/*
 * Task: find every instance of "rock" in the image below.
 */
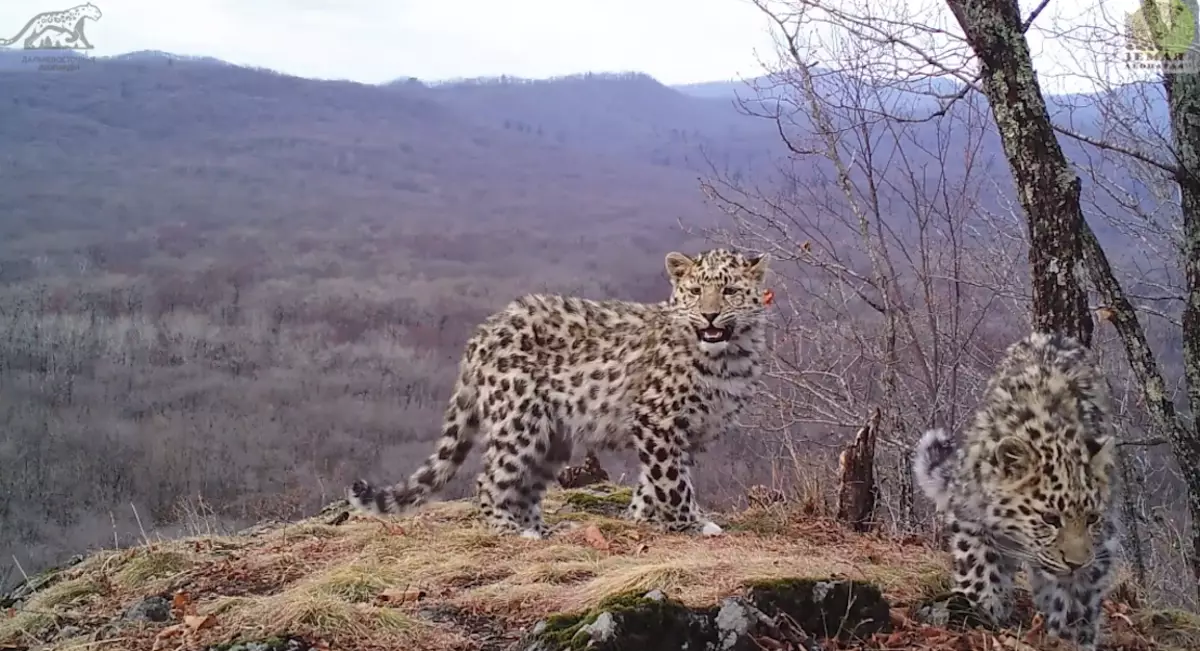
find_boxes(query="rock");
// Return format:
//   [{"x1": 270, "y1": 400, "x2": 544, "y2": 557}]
[
  {"x1": 416, "y1": 605, "x2": 459, "y2": 623},
  {"x1": 516, "y1": 579, "x2": 891, "y2": 651},
  {"x1": 713, "y1": 596, "x2": 821, "y2": 651},
  {"x1": 54, "y1": 625, "x2": 83, "y2": 640},
  {"x1": 123, "y1": 595, "x2": 171, "y2": 623},
  {"x1": 579, "y1": 611, "x2": 618, "y2": 643},
  {"x1": 203, "y1": 636, "x2": 313, "y2": 651},
  {"x1": 744, "y1": 578, "x2": 891, "y2": 640},
  {"x1": 0, "y1": 563, "x2": 72, "y2": 609},
  {"x1": 515, "y1": 589, "x2": 715, "y2": 651},
  {"x1": 912, "y1": 591, "x2": 994, "y2": 629}
]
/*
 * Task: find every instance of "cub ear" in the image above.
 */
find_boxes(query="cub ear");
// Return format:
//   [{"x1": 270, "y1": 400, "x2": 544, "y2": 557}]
[
  {"x1": 665, "y1": 252, "x2": 695, "y2": 283},
  {"x1": 1086, "y1": 436, "x2": 1116, "y2": 477},
  {"x1": 994, "y1": 436, "x2": 1036, "y2": 481},
  {"x1": 745, "y1": 252, "x2": 770, "y2": 283}
]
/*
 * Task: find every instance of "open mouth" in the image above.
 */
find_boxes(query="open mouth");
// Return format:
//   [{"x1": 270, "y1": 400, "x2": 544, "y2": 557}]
[{"x1": 697, "y1": 326, "x2": 732, "y2": 343}]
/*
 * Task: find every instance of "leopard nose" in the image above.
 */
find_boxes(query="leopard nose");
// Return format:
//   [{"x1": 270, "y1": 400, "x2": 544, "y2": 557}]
[{"x1": 701, "y1": 312, "x2": 719, "y2": 324}]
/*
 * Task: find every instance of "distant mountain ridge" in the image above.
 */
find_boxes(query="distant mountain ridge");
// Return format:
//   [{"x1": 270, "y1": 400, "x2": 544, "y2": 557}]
[{"x1": 0, "y1": 47, "x2": 1172, "y2": 259}]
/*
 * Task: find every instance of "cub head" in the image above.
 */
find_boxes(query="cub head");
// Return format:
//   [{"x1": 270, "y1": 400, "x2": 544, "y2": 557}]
[
  {"x1": 664, "y1": 248, "x2": 770, "y2": 352},
  {"x1": 985, "y1": 429, "x2": 1116, "y2": 576}
]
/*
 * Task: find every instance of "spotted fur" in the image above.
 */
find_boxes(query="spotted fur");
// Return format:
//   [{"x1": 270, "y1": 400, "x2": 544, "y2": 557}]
[
  {"x1": 913, "y1": 331, "x2": 1119, "y2": 650},
  {"x1": 348, "y1": 249, "x2": 770, "y2": 539}
]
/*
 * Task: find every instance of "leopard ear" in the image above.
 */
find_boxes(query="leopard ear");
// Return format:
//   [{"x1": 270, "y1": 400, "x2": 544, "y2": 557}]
[
  {"x1": 744, "y1": 252, "x2": 770, "y2": 283},
  {"x1": 994, "y1": 436, "x2": 1036, "y2": 481},
  {"x1": 1086, "y1": 436, "x2": 1116, "y2": 477},
  {"x1": 665, "y1": 252, "x2": 695, "y2": 283}
]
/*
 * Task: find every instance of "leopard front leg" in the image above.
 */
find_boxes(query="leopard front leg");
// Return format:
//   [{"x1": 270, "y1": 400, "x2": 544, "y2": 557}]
[
  {"x1": 624, "y1": 423, "x2": 721, "y2": 536},
  {"x1": 947, "y1": 519, "x2": 1016, "y2": 625}
]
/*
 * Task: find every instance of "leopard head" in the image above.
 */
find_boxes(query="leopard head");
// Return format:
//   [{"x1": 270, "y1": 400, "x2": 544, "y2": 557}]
[
  {"x1": 982, "y1": 429, "x2": 1116, "y2": 576},
  {"x1": 664, "y1": 248, "x2": 770, "y2": 354}
]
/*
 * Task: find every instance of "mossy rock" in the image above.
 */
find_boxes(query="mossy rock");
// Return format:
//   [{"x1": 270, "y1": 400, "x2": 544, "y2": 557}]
[
  {"x1": 744, "y1": 578, "x2": 892, "y2": 640},
  {"x1": 521, "y1": 577, "x2": 893, "y2": 651},
  {"x1": 524, "y1": 589, "x2": 716, "y2": 651},
  {"x1": 560, "y1": 485, "x2": 634, "y2": 517}
]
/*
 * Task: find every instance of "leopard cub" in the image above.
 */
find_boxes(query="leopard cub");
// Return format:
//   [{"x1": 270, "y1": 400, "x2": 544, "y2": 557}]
[
  {"x1": 348, "y1": 249, "x2": 770, "y2": 539},
  {"x1": 913, "y1": 332, "x2": 1119, "y2": 651}
]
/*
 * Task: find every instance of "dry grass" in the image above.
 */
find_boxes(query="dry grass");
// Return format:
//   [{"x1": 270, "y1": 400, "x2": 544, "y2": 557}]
[{"x1": 0, "y1": 486, "x2": 1187, "y2": 651}]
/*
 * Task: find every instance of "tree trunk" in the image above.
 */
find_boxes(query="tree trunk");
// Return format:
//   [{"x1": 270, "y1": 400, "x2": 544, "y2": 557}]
[
  {"x1": 1165, "y1": 66, "x2": 1200, "y2": 597},
  {"x1": 942, "y1": 0, "x2": 1093, "y2": 344},
  {"x1": 837, "y1": 408, "x2": 881, "y2": 533}
]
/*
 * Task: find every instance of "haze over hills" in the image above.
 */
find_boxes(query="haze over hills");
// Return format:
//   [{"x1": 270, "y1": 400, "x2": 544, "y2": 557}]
[{"x1": 0, "y1": 48, "x2": 1180, "y2": 592}]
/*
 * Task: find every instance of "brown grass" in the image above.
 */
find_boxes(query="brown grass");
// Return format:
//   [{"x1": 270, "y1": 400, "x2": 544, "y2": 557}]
[
  {"x1": 1, "y1": 486, "x2": 1187, "y2": 651},
  {"x1": 0, "y1": 487, "x2": 952, "y2": 651}
]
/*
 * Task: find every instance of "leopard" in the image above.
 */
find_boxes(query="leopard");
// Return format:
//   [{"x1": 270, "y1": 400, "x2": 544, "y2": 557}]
[
  {"x1": 348, "y1": 249, "x2": 771, "y2": 539},
  {"x1": 0, "y1": 3, "x2": 102, "y2": 50},
  {"x1": 912, "y1": 331, "x2": 1120, "y2": 651}
]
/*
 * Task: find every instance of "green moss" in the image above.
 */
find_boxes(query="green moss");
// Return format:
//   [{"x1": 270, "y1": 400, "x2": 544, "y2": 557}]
[
  {"x1": 561, "y1": 486, "x2": 633, "y2": 517},
  {"x1": 532, "y1": 589, "x2": 709, "y2": 651}
]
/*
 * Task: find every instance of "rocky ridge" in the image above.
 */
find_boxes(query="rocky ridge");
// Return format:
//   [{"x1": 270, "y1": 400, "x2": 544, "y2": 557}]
[{"x1": 1, "y1": 483, "x2": 1195, "y2": 651}]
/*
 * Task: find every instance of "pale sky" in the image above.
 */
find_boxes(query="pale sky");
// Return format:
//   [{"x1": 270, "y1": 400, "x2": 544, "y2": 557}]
[{"x1": 0, "y1": 0, "x2": 1189, "y2": 92}]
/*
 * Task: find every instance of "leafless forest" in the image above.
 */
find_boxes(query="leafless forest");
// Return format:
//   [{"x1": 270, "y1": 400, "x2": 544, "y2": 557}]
[{"x1": 2, "y1": 3, "x2": 1197, "y2": 614}]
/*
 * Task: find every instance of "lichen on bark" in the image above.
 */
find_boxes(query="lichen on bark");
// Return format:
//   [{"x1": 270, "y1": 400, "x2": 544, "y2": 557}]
[
  {"x1": 943, "y1": 0, "x2": 1093, "y2": 345},
  {"x1": 1166, "y1": 58, "x2": 1200, "y2": 596}
]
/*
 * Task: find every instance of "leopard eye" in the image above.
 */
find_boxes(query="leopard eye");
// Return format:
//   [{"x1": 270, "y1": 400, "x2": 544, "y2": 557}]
[
  {"x1": 1041, "y1": 512, "x2": 1062, "y2": 527},
  {"x1": 689, "y1": 287, "x2": 701, "y2": 296},
  {"x1": 1085, "y1": 512, "x2": 1100, "y2": 525},
  {"x1": 722, "y1": 286, "x2": 738, "y2": 296}
]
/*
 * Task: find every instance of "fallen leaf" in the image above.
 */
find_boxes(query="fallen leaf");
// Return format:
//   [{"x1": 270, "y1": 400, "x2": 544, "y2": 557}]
[
  {"x1": 1095, "y1": 306, "x2": 1116, "y2": 322},
  {"x1": 377, "y1": 587, "x2": 425, "y2": 605},
  {"x1": 763, "y1": 289, "x2": 775, "y2": 305},
  {"x1": 582, "y1": 525, "x2": 610, "y2": 551},
  {"x1": 184, "y1": 614, "x2": 216, "y2": 632},
  {"x1": 1022, "y1": 612, "x2": 1044, "y2": 644},
  {"x1": 634, "y1": 543, "x2": 649, "y2": 555},
  {"x1": 996, "y1": 633, "x2": 1040, "y2": 651},
  {"x1": 150, "y1": 624, "x2": 186, "y2": 651},
  {"x1": 171, "y1": 590, "x2": 195, "y2": 618}
]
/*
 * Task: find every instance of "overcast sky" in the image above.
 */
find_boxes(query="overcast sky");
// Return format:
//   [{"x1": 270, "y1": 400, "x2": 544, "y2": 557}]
[{"x1": 0, "y1": 0, "x2": 1178, "y2": 91}]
